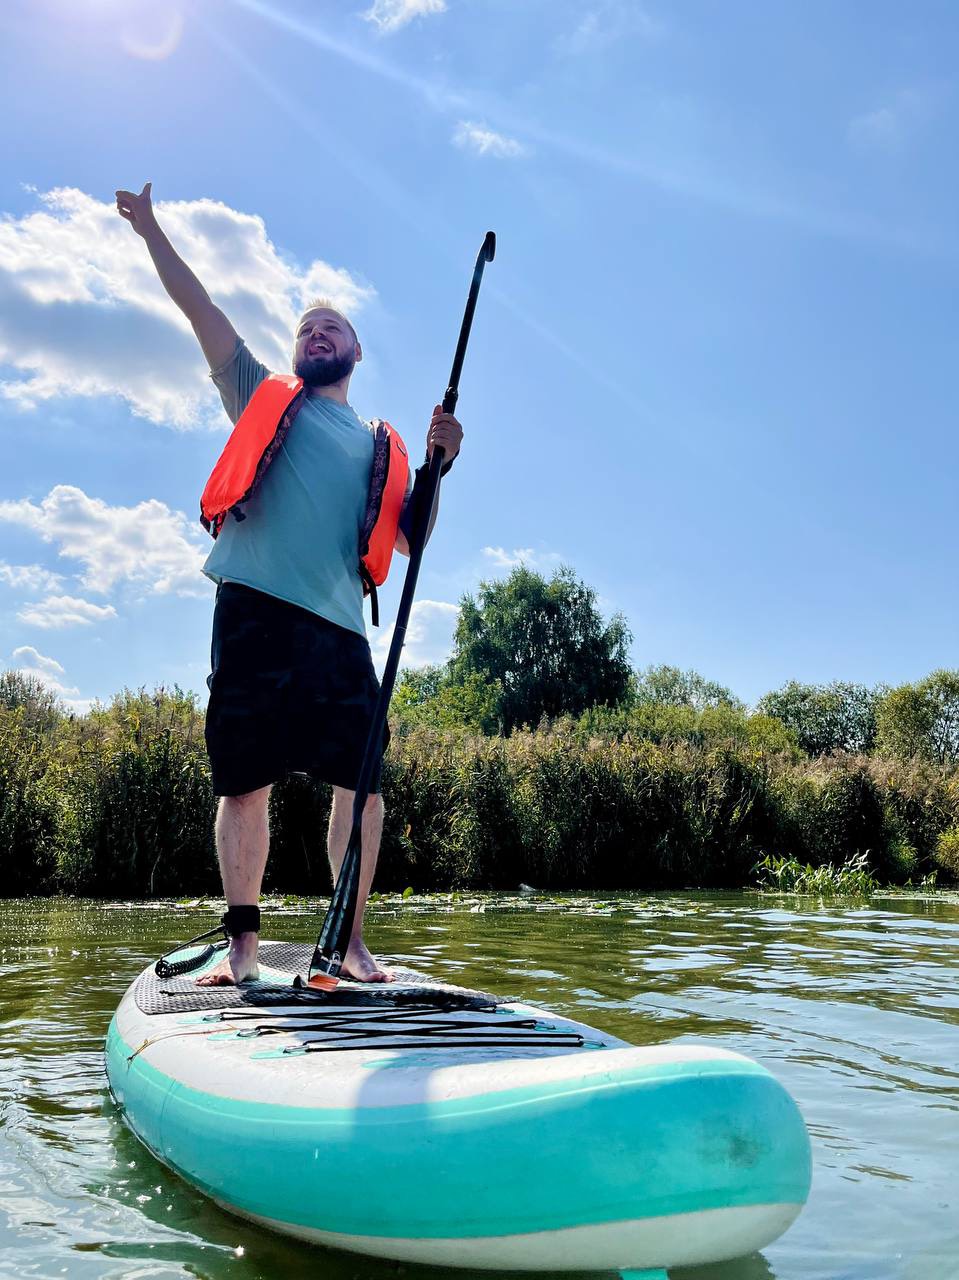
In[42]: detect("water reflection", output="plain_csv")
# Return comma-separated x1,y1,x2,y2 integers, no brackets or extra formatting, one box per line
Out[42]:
0,891,957,1278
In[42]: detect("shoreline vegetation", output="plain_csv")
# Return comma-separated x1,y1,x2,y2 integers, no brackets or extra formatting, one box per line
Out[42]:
2,566,958,900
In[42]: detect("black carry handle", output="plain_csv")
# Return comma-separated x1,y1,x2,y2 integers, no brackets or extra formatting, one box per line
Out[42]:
305,232,496,990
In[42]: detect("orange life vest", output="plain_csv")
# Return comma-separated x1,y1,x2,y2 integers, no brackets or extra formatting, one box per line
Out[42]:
200,373,409,624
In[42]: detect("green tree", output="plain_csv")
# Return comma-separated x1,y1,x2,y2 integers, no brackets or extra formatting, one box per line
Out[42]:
875,671,959,766
0,670,63,736
757,681,881,756
449,566,632,733
634,665,743,713
391,665,446,715
391,666,502,735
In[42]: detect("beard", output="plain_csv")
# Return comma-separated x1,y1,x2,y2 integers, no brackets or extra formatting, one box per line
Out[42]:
293,349,356,388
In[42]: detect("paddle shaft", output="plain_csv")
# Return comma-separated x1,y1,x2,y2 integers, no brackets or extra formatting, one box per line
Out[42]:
309,233,496,985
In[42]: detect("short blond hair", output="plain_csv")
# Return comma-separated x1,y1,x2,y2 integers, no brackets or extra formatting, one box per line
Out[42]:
299,297,358,345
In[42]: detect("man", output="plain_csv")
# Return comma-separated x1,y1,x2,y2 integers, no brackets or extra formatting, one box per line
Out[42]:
116,182,462,986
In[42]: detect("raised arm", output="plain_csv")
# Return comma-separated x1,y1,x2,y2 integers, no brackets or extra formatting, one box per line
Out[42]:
115,182,238,371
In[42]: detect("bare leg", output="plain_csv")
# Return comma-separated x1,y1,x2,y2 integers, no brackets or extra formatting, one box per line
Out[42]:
328,785,391,982
196,785,271,986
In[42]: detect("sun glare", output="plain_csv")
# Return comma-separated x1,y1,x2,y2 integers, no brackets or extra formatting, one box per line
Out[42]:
50,0,186,61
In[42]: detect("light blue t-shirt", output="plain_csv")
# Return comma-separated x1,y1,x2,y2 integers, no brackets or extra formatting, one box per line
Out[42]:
202,339,375,637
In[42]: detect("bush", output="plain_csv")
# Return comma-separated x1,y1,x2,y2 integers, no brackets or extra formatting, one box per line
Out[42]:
2,672,959,897
264,775,332,893
875,671,959,767
391,668,502,736
379,727,462,889
868,755,955,878
0,709,63,893
59,694,216,896
0,671,64,736
509,729,638,889
934,828,959,883
772,758,890,871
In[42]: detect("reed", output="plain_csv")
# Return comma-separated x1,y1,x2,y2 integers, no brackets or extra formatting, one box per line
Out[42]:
753,852,880,895
2,685,958,897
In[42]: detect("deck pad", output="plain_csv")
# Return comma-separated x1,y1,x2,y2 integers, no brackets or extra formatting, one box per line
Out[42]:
134,940,508,1016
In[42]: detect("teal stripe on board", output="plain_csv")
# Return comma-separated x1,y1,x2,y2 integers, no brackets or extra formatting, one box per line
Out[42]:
106,1019,811,1241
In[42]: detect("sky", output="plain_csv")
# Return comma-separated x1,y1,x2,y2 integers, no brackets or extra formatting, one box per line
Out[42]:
1,0,957,713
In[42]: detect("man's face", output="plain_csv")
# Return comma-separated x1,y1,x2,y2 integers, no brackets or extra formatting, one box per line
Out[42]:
293,308,360,388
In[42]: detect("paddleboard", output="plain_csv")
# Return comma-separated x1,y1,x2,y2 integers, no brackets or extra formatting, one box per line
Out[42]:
105,939,811,1273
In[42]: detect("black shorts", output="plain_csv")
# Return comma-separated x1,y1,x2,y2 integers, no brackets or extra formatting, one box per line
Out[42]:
204,583,388,798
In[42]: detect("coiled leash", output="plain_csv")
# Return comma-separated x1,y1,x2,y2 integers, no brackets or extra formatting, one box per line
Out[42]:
154,905,261,978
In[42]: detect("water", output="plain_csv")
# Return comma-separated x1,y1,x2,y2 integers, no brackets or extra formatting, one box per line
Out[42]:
1,891,957,1280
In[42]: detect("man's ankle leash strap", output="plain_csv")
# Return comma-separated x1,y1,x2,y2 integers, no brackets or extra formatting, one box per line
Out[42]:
222,905,261,937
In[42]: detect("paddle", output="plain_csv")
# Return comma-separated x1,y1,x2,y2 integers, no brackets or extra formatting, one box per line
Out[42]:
304,232,497,991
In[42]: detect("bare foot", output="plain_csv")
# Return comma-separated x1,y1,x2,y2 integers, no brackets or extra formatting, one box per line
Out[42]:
342,937,393,983
196,934,259,986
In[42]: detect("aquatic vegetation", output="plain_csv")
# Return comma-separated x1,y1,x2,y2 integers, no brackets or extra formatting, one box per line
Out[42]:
753,852,879,895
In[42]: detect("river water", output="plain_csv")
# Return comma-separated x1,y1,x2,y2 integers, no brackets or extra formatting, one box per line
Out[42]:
0,892,957,1280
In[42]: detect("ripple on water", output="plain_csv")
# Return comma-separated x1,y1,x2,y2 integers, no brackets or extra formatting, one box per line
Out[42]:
1,892,958,1279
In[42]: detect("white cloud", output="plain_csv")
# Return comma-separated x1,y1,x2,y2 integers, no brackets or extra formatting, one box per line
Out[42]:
0,484,209,597
371,599,459,673
363,0,446,34
0,187,374,429
481,546,562,572
555,3,664,55
11,645,65,678
563,11,602,53
848,89,940,154
10,645,90,711
482,546,536,569
0,561,64,593
453,121,527,159
848,106,903,152
17,595,117,630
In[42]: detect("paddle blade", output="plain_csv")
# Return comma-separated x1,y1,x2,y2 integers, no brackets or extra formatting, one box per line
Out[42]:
308,822,362,985
306,972,339,992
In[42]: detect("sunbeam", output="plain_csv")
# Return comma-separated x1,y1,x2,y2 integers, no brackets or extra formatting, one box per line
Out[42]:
199,8,643,415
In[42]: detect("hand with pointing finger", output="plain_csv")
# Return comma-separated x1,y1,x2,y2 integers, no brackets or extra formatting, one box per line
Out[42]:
115,182,157,239
426,404,463,472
